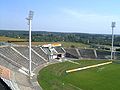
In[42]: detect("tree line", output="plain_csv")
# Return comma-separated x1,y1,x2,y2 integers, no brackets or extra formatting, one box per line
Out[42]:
0,30,120,47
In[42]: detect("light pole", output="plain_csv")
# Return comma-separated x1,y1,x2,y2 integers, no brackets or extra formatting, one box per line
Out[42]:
26,11,34,78
111,22,116,60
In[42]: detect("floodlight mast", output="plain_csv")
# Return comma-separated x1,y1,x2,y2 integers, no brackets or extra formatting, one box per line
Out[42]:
26,11,34,78
111,22,116,60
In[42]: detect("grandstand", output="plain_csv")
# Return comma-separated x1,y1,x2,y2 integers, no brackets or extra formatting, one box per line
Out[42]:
65,48,120,60
0,46,48,90
0,44,66,90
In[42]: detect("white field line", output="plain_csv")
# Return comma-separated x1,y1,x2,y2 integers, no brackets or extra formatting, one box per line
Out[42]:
69,83,83,90
68,60,80,65
66,61,112,73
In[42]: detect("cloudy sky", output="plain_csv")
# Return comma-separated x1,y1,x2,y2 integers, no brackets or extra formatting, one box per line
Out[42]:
0,0,120,34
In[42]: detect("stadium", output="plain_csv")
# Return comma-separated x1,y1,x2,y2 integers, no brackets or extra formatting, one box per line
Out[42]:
0,12,120,89
1,1,120,90
0,42,120,90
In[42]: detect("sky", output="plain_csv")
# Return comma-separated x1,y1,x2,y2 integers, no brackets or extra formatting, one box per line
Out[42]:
0,0,120,34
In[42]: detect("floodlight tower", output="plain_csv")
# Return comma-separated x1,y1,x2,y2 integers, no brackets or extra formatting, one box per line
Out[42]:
111,22,116,60
26,11,34,78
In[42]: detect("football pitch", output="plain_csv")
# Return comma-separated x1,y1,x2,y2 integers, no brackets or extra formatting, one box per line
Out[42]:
37,60,120,90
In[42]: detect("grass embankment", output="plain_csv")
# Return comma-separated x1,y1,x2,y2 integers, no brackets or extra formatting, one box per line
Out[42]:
13,41,89,48
0,36,89,48
37,60,120,90
0,36,26,42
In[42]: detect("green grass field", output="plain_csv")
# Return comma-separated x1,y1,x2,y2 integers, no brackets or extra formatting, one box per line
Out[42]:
37,60,120,90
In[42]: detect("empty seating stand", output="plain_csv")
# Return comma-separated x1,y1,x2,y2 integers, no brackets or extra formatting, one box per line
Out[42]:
0,47,36,71
32,47,48,61
13,46,46,65
42,47,51,54
65,48,80,59
79,49,96,59
114,52,120,60
0,54,20,71
54,47,65,54
96,50,111,59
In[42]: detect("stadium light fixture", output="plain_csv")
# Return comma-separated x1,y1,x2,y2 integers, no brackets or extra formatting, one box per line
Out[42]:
111,22,116,60
26,10,34,78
